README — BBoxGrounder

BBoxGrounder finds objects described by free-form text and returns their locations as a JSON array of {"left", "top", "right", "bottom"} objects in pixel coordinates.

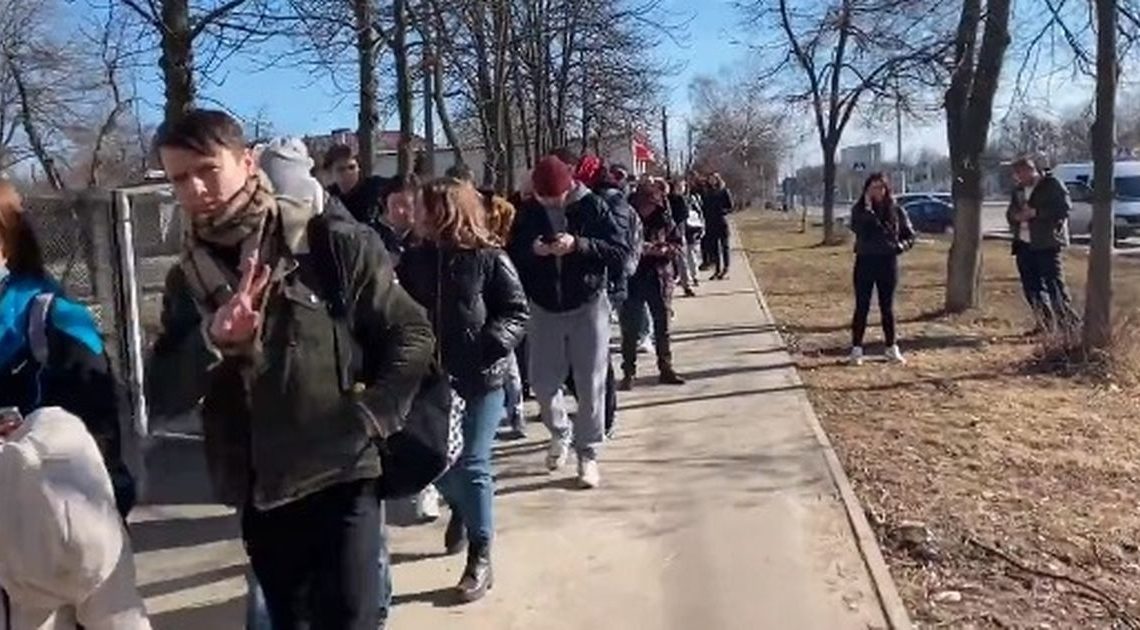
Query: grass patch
[{"left": 739, "top": 211, "right": 1140, "bottom": 629}]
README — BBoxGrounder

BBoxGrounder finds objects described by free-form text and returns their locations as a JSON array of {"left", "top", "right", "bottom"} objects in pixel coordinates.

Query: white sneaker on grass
[
  {"left": 546, "top": 439, "right": 570, "bottom": 471},
  {"left": 885, "top": 345, "right": 907, "bottom": 364},
  {"left": 577, "top": 458, "right": 601, "bottom": 489},
  {"left": 849, "top": 346, "right": 865, "bottom": 367}
]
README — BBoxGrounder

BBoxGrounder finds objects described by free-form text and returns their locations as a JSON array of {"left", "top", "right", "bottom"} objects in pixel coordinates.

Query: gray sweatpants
[{"left": 527, "top": 295, "right": 611, "bottom": 459}]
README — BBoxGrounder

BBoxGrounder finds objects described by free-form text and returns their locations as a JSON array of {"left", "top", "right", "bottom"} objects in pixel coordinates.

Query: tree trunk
[
  {"left": 943, "top": 0, "right": 1011, "bottom": 313},
  {"left": 393, "top": 0, "right": 414, "bottom": 176},
  {"left": 354, "top": 0, "right": 378, "bottom": 176},
  {"left": 945, "top": 163, "right": 984, "bottom": 311},
  {"left": 1084, "top": 0, "right": 1117, "bottom": 350},
  {"left": 820, "top": 144, "right": 839, "bottom": 244},
  {"left": 159, "top": 0, "right": 194, "bottom": 125},
  {"left": 431, "top": 57, "right": 463, "bottom": 165}
]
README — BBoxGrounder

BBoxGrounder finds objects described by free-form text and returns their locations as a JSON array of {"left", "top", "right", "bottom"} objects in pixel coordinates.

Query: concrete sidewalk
[
  {"left": 130, "top": 229, "right": 909, "bottom": 629},
  {"left": 385, "top": 235, "right": 907, "bottom": 630}
]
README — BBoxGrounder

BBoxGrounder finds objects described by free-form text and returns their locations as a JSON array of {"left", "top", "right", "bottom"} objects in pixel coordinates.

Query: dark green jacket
[
  {"left": 1007, "top": 173, "right": 1071, "bottom": 251},
  {"left": 146, "top": 202, "right": 434, "bottom": 510}
]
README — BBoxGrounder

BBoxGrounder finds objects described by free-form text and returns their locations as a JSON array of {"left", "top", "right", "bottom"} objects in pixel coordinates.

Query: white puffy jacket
[{"left": 0, "top": 407, "right": 149, "bottom": 629}]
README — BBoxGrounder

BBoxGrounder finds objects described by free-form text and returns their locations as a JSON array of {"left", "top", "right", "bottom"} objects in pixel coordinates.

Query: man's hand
[
  {"left": 209, "top": 251, "right": 271, "bottom": 348},
  {"left": 549, "top": 233, "right": 576, "bottom": 256},
  {"left": 532, "top": 237, "right": 553, "bottom": 257}
]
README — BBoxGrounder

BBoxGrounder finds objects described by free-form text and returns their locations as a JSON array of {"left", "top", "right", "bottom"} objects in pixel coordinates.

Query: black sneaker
[
  {"left": 659, "top": 369, "right": 686, "bottom": 385},
  {"left": 618, "top": 374, "right": 634, "bottom": 391}
]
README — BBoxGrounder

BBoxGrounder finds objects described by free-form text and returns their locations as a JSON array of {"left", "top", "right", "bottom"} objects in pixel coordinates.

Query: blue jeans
[
  {"left": 245, "top": 505, "right": 392, "bottom": 629},
  {"left": 436, "top": 388, "right": 504, "bottom": 545}
]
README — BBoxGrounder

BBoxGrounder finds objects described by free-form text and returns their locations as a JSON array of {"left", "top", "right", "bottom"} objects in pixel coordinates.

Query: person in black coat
[
  {"left": 701, "top": 173, "right": 734, "bottom": 280},
  {"left": 618, "top": 186, "right": 686, "bottom": 389},
  {"left": 397, "top": 177, "right": 529, "bottom": 604},
  {"left": 848, "top": 173, "right": 916, "bottom": 367}
]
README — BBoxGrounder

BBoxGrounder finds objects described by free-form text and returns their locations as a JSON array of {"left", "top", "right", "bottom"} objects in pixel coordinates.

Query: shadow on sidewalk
[
  {"left": 671, "top": 323, "right": 778, "bottom": 344},
  {"left": 391, "top": 587, "right": 462, "bottom": 609},
  {"left": 617, "top": 383, "right": 805, "bottom": 412},
  {"left": 679, "top": 362, "right": 797, "bottom": 382}
]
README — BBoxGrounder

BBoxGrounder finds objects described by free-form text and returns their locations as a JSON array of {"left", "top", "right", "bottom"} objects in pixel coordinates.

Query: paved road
[{"left": 130, "top": 236, "right": 902, "bottom": 629}]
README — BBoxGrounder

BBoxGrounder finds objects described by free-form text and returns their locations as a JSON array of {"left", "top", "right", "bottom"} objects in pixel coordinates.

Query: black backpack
[{"left": 307, "top": 207, "right": 464, "bottom": 500}]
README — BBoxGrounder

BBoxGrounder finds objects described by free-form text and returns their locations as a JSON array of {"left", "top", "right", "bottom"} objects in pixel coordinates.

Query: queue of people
[{"left": 0, "top": 105, "right": 742, "bottom": 629}]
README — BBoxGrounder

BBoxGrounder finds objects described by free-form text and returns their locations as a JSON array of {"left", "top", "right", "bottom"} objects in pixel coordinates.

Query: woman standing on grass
[
  {"left": 397, "top": 177, "right": 529, "bottom": 603},
  {"left": 848, "top": 173, "right": 916, "bottom": 366}
]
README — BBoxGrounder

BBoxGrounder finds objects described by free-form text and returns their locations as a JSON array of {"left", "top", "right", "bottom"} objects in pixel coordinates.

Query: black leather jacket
[{"left": 398, "top": 244, "right": 529, "bottom": 398}]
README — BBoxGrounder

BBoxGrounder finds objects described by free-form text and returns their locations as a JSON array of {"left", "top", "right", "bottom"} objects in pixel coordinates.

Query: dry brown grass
[{"left": 739, "top": 211, "right": 1140, "bottom": 629}]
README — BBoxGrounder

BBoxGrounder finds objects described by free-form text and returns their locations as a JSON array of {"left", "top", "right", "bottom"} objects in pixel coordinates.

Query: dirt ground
[{"left": 738, "top": 212, "right": 1140, "bottom": 629}]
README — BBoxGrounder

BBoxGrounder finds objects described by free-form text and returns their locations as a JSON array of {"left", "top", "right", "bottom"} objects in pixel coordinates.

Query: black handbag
[{"left": 309, "top": 214, "right": 465, "bottom": 501}]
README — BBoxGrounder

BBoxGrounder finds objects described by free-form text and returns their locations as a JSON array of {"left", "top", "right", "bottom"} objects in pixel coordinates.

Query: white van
[{"left": 1051, "top": 161, "right": 1140, "bottom": 240}]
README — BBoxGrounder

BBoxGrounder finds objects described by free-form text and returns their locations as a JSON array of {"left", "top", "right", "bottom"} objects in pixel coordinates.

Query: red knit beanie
[{"left": 532, "top": 155, "right": 574, "bottom": 197}]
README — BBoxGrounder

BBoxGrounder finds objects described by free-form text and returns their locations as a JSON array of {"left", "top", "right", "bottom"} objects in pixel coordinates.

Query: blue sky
[
  {"left": 129, "top": 1, "right": 749, "bottom": 144},
  {"left": 122, "top": 0, "right": 1096, "bottom": 174}
]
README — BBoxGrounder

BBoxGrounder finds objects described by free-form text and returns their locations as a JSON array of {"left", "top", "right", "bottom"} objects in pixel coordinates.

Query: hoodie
[{"left": 508, "top": 182, "right": 630, "bottom": 312}]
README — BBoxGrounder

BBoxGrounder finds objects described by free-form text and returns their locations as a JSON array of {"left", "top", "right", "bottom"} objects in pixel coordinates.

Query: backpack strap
[{"left": 27, "top": 292, "right": 55, "bottom": 367}]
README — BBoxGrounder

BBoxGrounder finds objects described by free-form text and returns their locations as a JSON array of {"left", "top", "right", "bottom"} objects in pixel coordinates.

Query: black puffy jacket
[
  {"left": 508, "top": 184, "right": 631, "bottom": 312},
  {"left": 850, "top": 200, "right": 916, "bottom": 257},
  {"left": 397, "top": 244, "right": 529, "bottom": 398}
]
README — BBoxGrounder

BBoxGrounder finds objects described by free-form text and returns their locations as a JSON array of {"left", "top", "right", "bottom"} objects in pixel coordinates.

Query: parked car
[
  {"left": 1052, "top": 161, "right": 1140, "bottom": 241},
  {"left": 904, "top": 199, "right": 955, "bottom": 234}
]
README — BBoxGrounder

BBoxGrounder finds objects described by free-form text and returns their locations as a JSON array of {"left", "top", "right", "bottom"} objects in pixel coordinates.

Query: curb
[{"left": 732, "top": 220, "right": 914, "bottom": 630}]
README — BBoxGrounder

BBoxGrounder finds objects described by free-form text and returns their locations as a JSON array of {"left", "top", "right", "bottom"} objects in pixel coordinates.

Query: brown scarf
[{"left": 189, "top": 173, "right": 277, "bottom": 249}]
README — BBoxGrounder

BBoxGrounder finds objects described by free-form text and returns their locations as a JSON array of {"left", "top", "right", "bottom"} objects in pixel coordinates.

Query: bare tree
[
  {"left": 943, "top": 0, "right": 1013, "bottom": 312},
  {"left": 689, "top": 72, "right": 786, "bottom": 204},
  {"left": 393, "top": 0, "right": 414, "bottom": 174},
  {"left": 1084, "top": 0, "right": 1118, "bottom": 349},
  {"left": 739, "top": 0, "right": 954, "bottom": 244},
  {"left": 115, "top": 0, "right": 277, "bottom": 124}
]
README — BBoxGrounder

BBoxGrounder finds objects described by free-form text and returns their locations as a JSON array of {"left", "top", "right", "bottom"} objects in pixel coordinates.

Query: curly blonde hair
[
  {"left": 484, "top": 194, "right": 516, "bottom": 246},
  {"left": 419, "top": 177, "right": 498, "bottom": 249}
]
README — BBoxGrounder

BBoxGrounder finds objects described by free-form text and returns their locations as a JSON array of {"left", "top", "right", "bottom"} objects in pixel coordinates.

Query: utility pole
[
  {"left": 661, "top": 106, "right": 671, "bottom": 178},
  {"left": 895, "top": 87, "right": 906, "bottom": 192},
  {"left": 686, "top": 121, "right": 694, "bottom": 172},
  {"left": 421, "top": 44, "right": 436, "bottom": 177}
]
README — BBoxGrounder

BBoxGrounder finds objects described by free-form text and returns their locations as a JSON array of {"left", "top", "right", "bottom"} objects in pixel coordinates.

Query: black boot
[
  {"left": 444, "top": 511, "right": 466, "bottom": 556},
  {"left": 659, "top": 366, "right": 685, "bottom": 385},
  {"left": 456, "top": 542, "right": 493, "bottom": 603},
  {"left": 619, "top": 373, "right": 634, "bottom": 391}
]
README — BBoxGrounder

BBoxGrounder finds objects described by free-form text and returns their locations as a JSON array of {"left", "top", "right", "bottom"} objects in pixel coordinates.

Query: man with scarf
[{"left": 146, "top": 109, "right": 434, "bottom": 630}]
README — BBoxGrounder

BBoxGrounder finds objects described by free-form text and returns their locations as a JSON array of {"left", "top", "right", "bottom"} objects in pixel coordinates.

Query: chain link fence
[{"left": 24, "top": 186, "right": 183, "bottom": 438}]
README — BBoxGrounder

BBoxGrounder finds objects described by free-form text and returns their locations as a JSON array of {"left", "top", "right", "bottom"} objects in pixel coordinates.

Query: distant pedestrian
[
  {"left": 619, "top": 185, "right": 686, "bottom": 389},
  {"left": 848, "top": 173, "right": 916, "bottom": 366},
  {"left": 323, "top": 144, "right": 386, "bottom": 226},
  {"left": 668, "top": 178, "right": 698, "bottom": 297},
  {"left": 701, "top": 173, "right": 734, "bottom": 280},
  {"left": 1007, "top": 156, "right": 1078, "bottom": 335}
]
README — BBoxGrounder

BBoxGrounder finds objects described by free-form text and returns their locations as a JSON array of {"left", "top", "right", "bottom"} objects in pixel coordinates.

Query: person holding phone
[
  {"left": 508, "top": 155, "right": 631, "bottom": 489},
  {"left": 848, "top": 173, "right": 916, "bottom": 366}
]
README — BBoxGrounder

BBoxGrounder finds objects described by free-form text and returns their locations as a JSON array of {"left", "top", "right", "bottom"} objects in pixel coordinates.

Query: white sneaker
[
  {"left": 885, "top": 345, "right": 907, "bottom": 364},
  {"left": 417, "top": 485, "right": 442, "bottom": 521},
  {"left": 849, "top": 346, "right": 865, "bottom": 367},
  {"left": 577, "top": 458, "right": 601, "bottom": 489},
  {"left": 546, "top": 439, "right": 570, "bottom": 471}
]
